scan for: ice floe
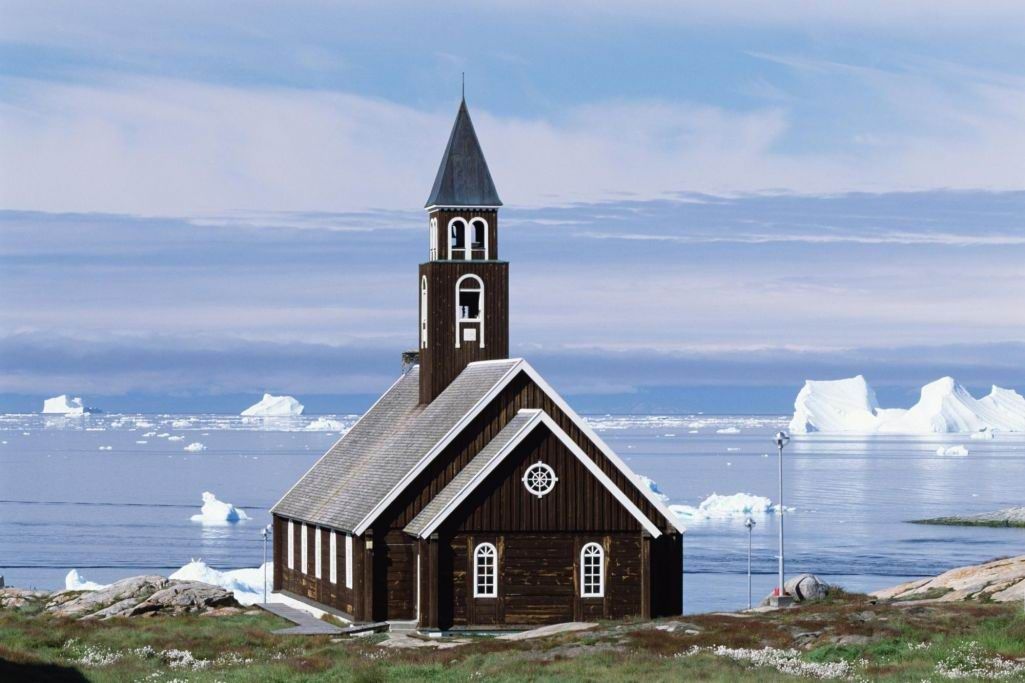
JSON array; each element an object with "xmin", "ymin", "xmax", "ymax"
[
  {"xmin": 65, "ymin": 569, "xmax": 109, "ymax": 591},
  {"xmin": 241, "ymin": 394, "xmax": 304, "ymax": 417},
  {"xmin": 169, "ymin": 559, "xmax": 271, "ymax": 606},
  {"xmin": 670, "ymin": 493, "xmax": 789, "ymax": 519},
  {"xmin": 42, "ymin": 395, "xmax": 88, "ymax": 415},
  {"xmin": 789, "ymin": 376, "xmax": 1025, "ymax": 434},
  {"xmin": 183, "ymin": 442, "xmax": 207, "ymax": 452},
  {"xmin": 936, "ymin": 445, "xmax": 969, "ymax": 457},
  {"xmin": 189, "ymin": 492, "xmax": 249, "ymax": 524},
  {"xmin": 304, "ymin": 417, "xmax": 348, "ymax": 432}
]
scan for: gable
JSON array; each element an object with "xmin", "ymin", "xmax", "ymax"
[
  {"xmin": 359, "ymin": 360, "xmax": 684, "ymax": 536},
  {"xmin": 405, "ymin": 410, "xmax": 661, "ymax": 538}
]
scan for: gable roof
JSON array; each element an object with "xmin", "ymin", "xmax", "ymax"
[
  {"xmin": 425, "ymin": 99, "xmax": 502, "ymax": 208},
  {"xmin": 271, "ymin": 359, "xmax": 521, "ymax": 531},
  {"xmin": 404, "ymin": 409, "xmax": 662, "ymax": 538}
]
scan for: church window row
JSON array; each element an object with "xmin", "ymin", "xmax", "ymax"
[
  {"xmin": 472, "ymin": 541, "xmax": 606, "ymax": 599},
  {"xmin": 439, "ymin": 217, "xmax": 488, "ymax": 261},
  {"xmin": 286, "ymin": 520, "xmax": 352, "ymax": 588}
]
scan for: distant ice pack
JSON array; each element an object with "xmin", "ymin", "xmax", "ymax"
[
  {"xmin": 789, "ymin": 375, "xmax": 1025, "ymax": 435},
  {"xmin": 241, "ymin": 393, "xmax": 305, "ymax": 417}
]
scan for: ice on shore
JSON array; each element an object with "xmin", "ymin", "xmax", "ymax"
[
  {"xmin": 790, "ymin": 375, "xmax": 1025, "ymax": 435},
  {"xmin": 936, "ymin": 445, "xmax": 969, "ymax": 457},
  {"xmin": 65, "ymin": 569, "xmax": 109, "ymax": 591},
  {"xmin": 43, "ymin": 395, "xmax": 87, "ymax": 415},
  {"xmin": 241, "ymin": 393, "xmax": 304, "ymax": 417},
  {"xmin": 183, "ymin": 442, "xmax": 206, "ymax": 452},
  {"xmin": 670, "ymin": 492, "xmax": 787, "ymax": 519},
  {"xmin": 190, "ymin": 491, "xmax": 249, "ymax": 524},
  {"xmin": 169, "ymin": 559, "xmax": 271, "ymax": 606}
]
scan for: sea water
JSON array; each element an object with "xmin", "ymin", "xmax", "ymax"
[{"xmin": 2, "ymin": 412, "xmax": 1024, "ymax": 614}]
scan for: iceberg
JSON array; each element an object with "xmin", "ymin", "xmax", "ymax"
[
  {"xmin": 190, "ymin": 491, "xmax": 250, "ymax": 524},
  {"xmin": 65, "ymin": 569, "xmax": 109, "ymax": 591},
  {"xmin": 304, "ymin": 417, "xmax": 348, "ymax": 432},
  {"xmin": 936, "ymin": 445, "xmax": 969, "ymax": 457},
  {"xmin": 241, "ymin": 393, "xmax": 304, "ymax": 417},
  {"xmin": 42, "ymin": 395, "xmax": 87, "ymax": 415},
  {"xmin": 789, "ymin": 376, "xmax": 1025, "ymax": 435},
  {"xmin": 183, "ymin": 442, "xmax": 207, "ymax": 452},
  {"xmin": 633, "ymin": 474, "xmax": 670, "ymax": 504},
  {"xmin": 670, "ymin": 492, "xmax": 786, "ymax": 519},
  {"xmin": 169, "ymin": 559, "xmax": 271, "ymax": 606}
]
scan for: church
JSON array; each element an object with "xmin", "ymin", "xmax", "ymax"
[{"xmin": 271, "ymin": 97, "xmax": 685, "ymax": 631}]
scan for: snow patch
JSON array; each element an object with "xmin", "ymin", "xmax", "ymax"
[
  {"xmin": 183, "ymin": 442, "xmax": 206, "ymax": 452},
  {"xmin": 65, "ymin": 569, "xmax": 109, "ymax": 591},
  {"xmin": 189, "ymin": 492, "xmax": 249, "ymax": 524},
  {"xmin": 241, "ymin": 394, "xmax": 304, "ymax": 417},
  {"xmin": 169, "ymin": 559, "xmax": 270, "ymax": 606},
  {"xmin": 789, "ymin": 376, "xmax": 1025, "ymax": 434}
]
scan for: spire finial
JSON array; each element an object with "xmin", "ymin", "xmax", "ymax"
[{"xmin": 461, "ymin": 72, "xmax": 465, "ymax": 101}]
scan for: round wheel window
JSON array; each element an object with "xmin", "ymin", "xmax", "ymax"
[{"xmin": 522, "ymin": 461, "xmax": 558, "ymax": 498}]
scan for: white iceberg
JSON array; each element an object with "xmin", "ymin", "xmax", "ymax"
[
  {"xmin": 183, "ymin": 442, "xmax": 207, "ymax": 452},
  {"xmin": 789, "ymin": 376, "xmax": 1025, "ymax": 434},
  {"xmin": 241, "ymin": 393, "xmax": 304, "ymax": 417},
  {"xmin": 670, "ymin": 492, "xmax": 787, "ymax": 519},
  {"xmin": 715, "ymin": 427, "xmax": 741, "ymax": 434},
  {"xmin": 43, "ymin": 395, "xmax": 87, "ymax": 415},
  {"xmin": 936, "ymin": 445, "xmax": 969, "ymax": 457},
  {"xmin": 190, "ymin": 491, "xmax": 249, "ymax": 524},
  {"xmin": 304, "ymin": 417, "xmax": 348, "ymax": 432},
  {"xmin": 169, "ymin": 559, "xmax": 271, "ymax": 606},
  {"xmin": 65, "ymin": 569, "xmax": 109, "ymax": 591},
  {"xmin": 633, "ymin": 474, "xmax": 670, "ymax": 503}
]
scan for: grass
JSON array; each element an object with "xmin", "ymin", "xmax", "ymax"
[{"xmin": 2, "ymin": 593, "xmax": 1025, "ymax": 681}]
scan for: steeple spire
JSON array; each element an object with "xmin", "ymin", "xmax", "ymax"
[{"xmin": 425, "ymin": 99, "xmax": 502, "ymax": 209}]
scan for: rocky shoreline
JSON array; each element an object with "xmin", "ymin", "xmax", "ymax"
[
  {"xmin": 872, "ymin": 554, "xmax": 1025, "ymax": 603},
  {"xmin": 912, "ymin": 506, "xmax": 1025, "ymax": 528}
]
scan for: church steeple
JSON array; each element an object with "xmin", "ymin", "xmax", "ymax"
[
  {"xmin": 425, "ymin": 98, "xmax": 502, "ymax": 209},
  {"xmin": 418, "ymin": 98, "xmax": 509, "ymax": 404}
]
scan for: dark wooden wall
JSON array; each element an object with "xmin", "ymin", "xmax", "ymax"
[
  {"xmin": 418, "ymin": 260, "xmax": 509, "ymax": 404},
  {"xmin": 273, "ymin": 515, "xmax": 363, "ymax": 620}
]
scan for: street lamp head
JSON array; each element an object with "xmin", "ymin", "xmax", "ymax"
[
  {"xmin": 744, "ymin": 517, "xmax": 756, "ymax": 530},
  {"xmin": 774, "ymin": 431, "xmax": 790, "ymax": 448},
  {"xmin": 261, "ymin": 526, "xmax": 269, "ymax": 539}
]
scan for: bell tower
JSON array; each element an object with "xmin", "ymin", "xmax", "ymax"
[{"xmin": 418, "ymin": 97, "xmax": 509, "ymax": 404}]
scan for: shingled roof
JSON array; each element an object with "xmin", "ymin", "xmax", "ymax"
[
  {"xmin": 271, "ymin": 359, "xmax": 520, "ymax": 532},
  {"xmin": 425, "ymin": 99, "xmax": 502, "ymax": 208}
]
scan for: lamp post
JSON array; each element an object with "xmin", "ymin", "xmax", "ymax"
[
  {"xmin": 744, "ymin": 516, "xmax": 756, "ymax": 609},
  {"xmin": 774, "ymin": 431, "xmax": 790, "ymax": 598},
  {"xmin": 261, "ymin": 524, "xmax": 271, "ymax": 604}
]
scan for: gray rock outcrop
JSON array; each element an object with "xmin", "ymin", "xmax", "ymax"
[
  {"xmin": 873, "ymin": 554, "xmax": 1025, "ymax": 603},
  {"xmin": 785, "ymin": 574, "xmax": 830, "ymax": 602}
]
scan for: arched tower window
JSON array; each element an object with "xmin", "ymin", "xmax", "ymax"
[
  {"xmin": 473, "ymin": 542, "xmax": 497, "ymax": 597},
  {"xmin": 420, "ymin": 276, "xmax": 428, "ymax": 348},
  {"xmin": 580, "ymin": 543, "xmax": 604, "ymax": 597},
  {"xmin": 429, "ymin": 217, "xmax": 439, "ymax": 260},
  {"xmin": 455, "ymin": 274, "xmax": 484, "ymax": 349},
  {"xmin": 469, "ymin": 218, "xmax": 488, "ymax": 259},
  {"xmin": 449, "ymin": 218, "xmax": 468, "ymax": 260}
]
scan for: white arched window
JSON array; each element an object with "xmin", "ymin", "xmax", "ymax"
[
  {"xmin": 469, "ymin": 218, "xmax": 488, "ymax": 259},
  {"xmin": 429, "ymin": 217, "xmax": 439, "ymax": 260},
  {"xmin": 580, "ymin": 543, "xmax": 604, "ymax": 597},
  {"xmin": 449, "ymin": 218, "xmax": 468, "ymax": 260},
  {"xmin": 455, "ymin": 274, "xmax": 484, "ymax": 349},
  {"xmin": 473, "ymin": 542, "xmax": 497, "ymax": 597},
  {"xmin": 420, "ymin": 276, "xmax": 428, "ymax": 348}
]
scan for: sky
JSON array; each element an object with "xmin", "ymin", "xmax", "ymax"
[{"xmin": 1, "ymin": 1, "xmax": 1024, "ymax": 413}]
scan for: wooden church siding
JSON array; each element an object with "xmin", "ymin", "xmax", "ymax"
[
  {"xmin": 272, "ymin": 515, "xmax": 362, "ymax": 620},
  {"xmin": 430, "ymin": 209, "xmax": 499, "ymax": 261},
  {"xmin": 650, "ymin": 532, "xmax": 684, "ymax": 618},
  {"xmin": 418, "ymin": 260, "xmax": 509, "ymax": 404},
  {"xmin": 374, "ymin": 529, "xmax": 418, "ymax": 621}
]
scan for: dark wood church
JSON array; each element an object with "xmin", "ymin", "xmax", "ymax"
[{"xmin": 271, "ymin": 98, "xmax": 685, "ymax": 630}]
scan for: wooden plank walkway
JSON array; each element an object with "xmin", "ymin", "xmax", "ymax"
[{"xmin": 257, "ymin": 602, "xmax": 343, "ymax": 635}]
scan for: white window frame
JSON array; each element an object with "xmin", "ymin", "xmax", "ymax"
[
  {"xmin": 420, "ymin": 276, "xmax": 428, "ymax": 349},
  {"xmin": 454, "ymin": 273, "xmax": 485, "ymax": 349},
  {"xmin": 314, "ymin": 526, "xmax": 322, "ymax": 579},
  {"xmin": 429, "ymin": 217, "xmax": 439, "ymax": 260},
  {"xmin": 580, "ymin": 542, "xmax": 605, "ymax": 598},
  {"xmin": 300, "ymin": 524, "xmax": 308, "ymax": 574},
  {"xmin": 287, "ymin": 520, "xmax": 295, "ymax": 569},
  {"xmin": 329, "ymin": 531, "xmax": 338, "ymax": 584},
  {"xmin": 345, "ymin": 534, "xmax": 353, "ymax": 588},
  {"xmin": 522, "ymin": 461, "xmax": 558, "ymax": 498},
  {"xmin": 473, "ymin": 542, "xmax": 498, "ymax": 598},
  {"xmin": 448, "ymin": 217, "xmax": 468, "ymax": 260},
  {"xmin": 468, "ymin": 217, "xmax": 488, "ymax": 259}
]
